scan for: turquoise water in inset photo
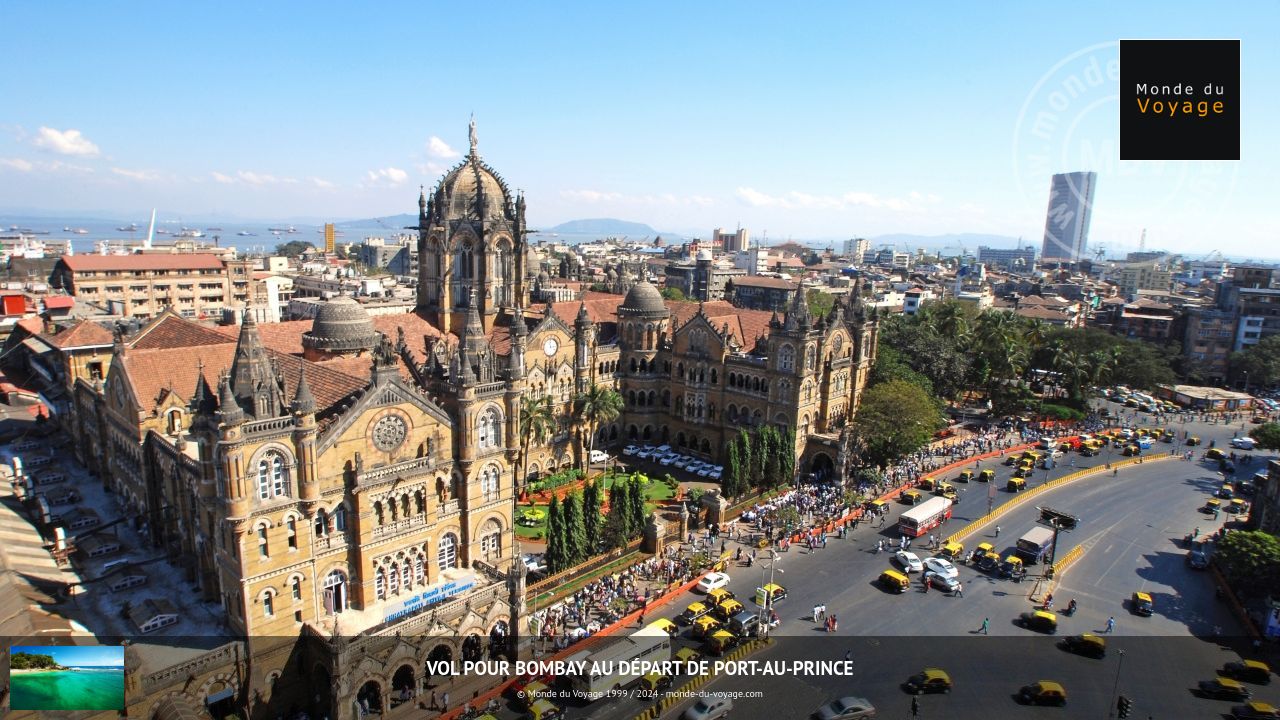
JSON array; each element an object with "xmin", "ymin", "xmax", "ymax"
[{"xmin": 10, "ymin": 667, "xmax": 126, "ymax": 711}]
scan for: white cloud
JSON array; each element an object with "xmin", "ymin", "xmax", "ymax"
[
  {"xmin": 237, "ymin": 170, "xmax": 296, "ymax": 186},
  {"xmin": 366, "ymin": 167, "xmax": 408, "ymax": 185},
  {"xmin": 0, "ymin": 158, "xmax": 33, "ymax": 172},
  {"xmin": 111, "ymin": 167, "xmax": 161, "ymax": 181},
  {"xmin": 310, "ymin": 177, "xmax": 335, "ymax": 189},
  {"xmin": 562, "ymin": 189, "xmax": 623, "ymax": 203},
  {"xmin": 417, "ymin": 162, "xmax": 448, "ymax": 177},
  {"xmin": 735, "ymin": 187, "xmax": 914, "ymax": 211},
  {"xmin": 559, "ymin": 189, "xmax": 714, "ymax": 208},
  {"xmin": 33, "ymin": 127, "xmax": 100, "ymax": 156},
  {"xmin": 211, "ymin": 171, "xmax": 235, "ymax": 184},
  {"xmin": 426, "ymin": 136, "xmax": 460, "ymax": 159}
]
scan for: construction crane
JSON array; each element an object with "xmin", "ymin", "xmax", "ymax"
[{"xmin": 1093, "ymin": 245, "xmax": 1107, "ymax": 262}]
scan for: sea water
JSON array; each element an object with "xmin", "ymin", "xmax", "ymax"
[{"xmin": 10, "ymin": 666, "xmax": 126, "ymax": 711}]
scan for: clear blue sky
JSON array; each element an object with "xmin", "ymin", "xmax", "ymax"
[
  {"xmin": 0, "ymin": 2, "xmax": 1275, "ymax": 256},
  {"xmin": 12, "ymin": 644, "xmax": 124, "ymax": 667}
]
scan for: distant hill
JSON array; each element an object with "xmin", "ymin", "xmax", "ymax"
[
  {"xmin": 871, "ymin": 233, "xmax": 1026, "ymax": 251},
  {"xmin": 336, "ymin": 214, "xmax": 416, "ymax": 229},
  {"xmin": 545, "ymin": 218, "xmax": 659, "ymax": 236}
]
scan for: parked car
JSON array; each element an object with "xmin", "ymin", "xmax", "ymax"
[
  {"xmin": 1199, "ymin": 677, "xmax": 1253, "ymax": 701},
  {"xmin": 814, "ymin": 696, "xmax": 877, "ymax": 720},
  {"xmin": 683, "ymin": 696, "xmax": 733, "ymax": 720},
  {"xmin": 622, "ymin": 445, "xmax": 640, "ymax": 456},
  {"xmin": 589, "ymin": 450, "xmax": 609, "ymax": 464},
  {"xmin": 894, "ymin": 551, "xmax": 923, "ymax": 573}
]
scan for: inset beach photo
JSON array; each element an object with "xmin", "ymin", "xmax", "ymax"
[{"xmin": 9, "ymin": 645, "xmax": 125, "ymax": 711}]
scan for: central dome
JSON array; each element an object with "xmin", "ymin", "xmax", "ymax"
[
  {"xmin": 431, "ymin": 150, "xmax": 515, "ymax": 224},
  {"xmin": 621, "ymin": 280, "xmax": 666, "ymax": 313},
  {"xmin": 303, "ymin": 296, "xmax": 378, "ymax": 356}
]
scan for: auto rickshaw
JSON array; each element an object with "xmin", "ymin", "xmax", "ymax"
[
  {"xmin": 1206, "ymin": 447, "xmax": 1226, "ymax": 460},
  {"xmin": 1131, "ymin": 591, "xmax": 1154, "ymax": 616},
  {"xmin": 1187, "ymin": 436, "xmax": 1201, "ymax": 446},
  {"xmin": 1161, "ymin": 431, "xmax": 1175, "ymax": 443},
  {"xmin": 647, "ymin": 618, "xmax": 680, "ymax": 636},
  {"xmin": 714, "ymin": 598, "xmax": 745, "ymax": 622},
  {"xmin": 706, "ymin": 587, "xmax": 735, "ymax": 606},
  {"xmin": 690, "ymin": 614, "xmax": 722, "ymax": 639},
  {"xmin": 1222, "ymin": 659, "xmax": 1272, "ymax": 684},
  {"xmin": 1203, "ymin": 499, "xmax": 1223, "ymax": 514},
  {"xmin": 638, "ymin": 671, "xmax": 673, "ymax": 694},
  {"xmin": 1060, "ymin": 633, "xmax": 1106, "ymax": 658},
  {"xmin": 1007, "ymin": 477, "xmax": 1027, "ymax": 492},
  {"xmin": 901, "ymin": 489, "xmax": 923, "ymax": 505},
  {"xmin": 526, "ymin": 698, "xmax": 565, "ymax": 720},
  {"xmin": 867, "ymin": 499, "xmax": 887, "ymax": 516},
  {"xmin": 978, "ymin": 469, "xmax": 996, "ymax": 483},
  {"xmin": 1004, "ymin": 454, "xmax": 1021, "ymax": 466},
  {"xmin": 936, "ymin": 483, "xmax": 958, "ymax": 500},
  {"xmin": 1001, "ymin": 554, "xmax": 1025, "ymax": 579},
  {"xmin": 1012, "ymin": 466, "xmax": 1032, "ymax": 479},
  {"xmin": 681, "ymin": 601, "xmax": 711, "ymax": 623},
  {"xmin": 957, "ymin": 469, "xmax": 974, "ymax": 483},
  {"xmin": 939, "ymin": 540, "xmax": 964, "ymax": 560},
  {"xmin": 918, "ymin": 477, "xmax": 937, "ymax": 492},
  {"xmin": 705, "ymin": 628, "xmax": 740, "ymax": 655},
  {"xmin": 1229, "ymin": 498, "xmax": 1249, "ymax": 514},
  {"xmin": 977, "ymin": 551, "xmax": 1001, "ymax": 573},
  {"xmin": 756, "ymin": 583, "xmax": 788, "ymax": 606},
  {"xmin": 1217, "ymin": 484, "xmax": 1235, "ymax": 499},
  {"xmin": 1123, "ymin": 444, "xmax": 1141, "ymax": 456}
]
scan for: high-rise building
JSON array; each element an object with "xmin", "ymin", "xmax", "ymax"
[
  {"xmin": 977, "ymin": 245, "xmax": 1037, "ymax": 271},
  {"xmin": 713, "ymin": 227, "xmax": 750, "ymax": 253},
  {"xmin": 843, "ymin": 238, "xmax": 870, "ymax": 263},
  {"xmin": 1040, "ymin": 171, "xmax": 1096, "ymax": 263}
]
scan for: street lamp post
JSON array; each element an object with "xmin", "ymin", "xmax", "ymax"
[
  {"xmin": 757, "ymin": 551, "xmax": 781, "ymax": 637},
  {"xmin": 1107, "ymin": 648, "xmax": 1126, "ymax": 719}
]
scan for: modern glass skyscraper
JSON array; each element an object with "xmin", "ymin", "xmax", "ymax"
[{"xmin": 1040, "ymin": 171, "xmax": 1096, "ymax": 262}]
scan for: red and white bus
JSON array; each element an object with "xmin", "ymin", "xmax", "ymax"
[{"xmin": 898, "ymin": 496, "xmax": 953, "ymax": 538}]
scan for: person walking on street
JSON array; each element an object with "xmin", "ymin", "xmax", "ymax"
[
  {"xmin": 995, "ymin": 525, "xmax": 1001, "ymax": 538},
  {"xmin": 813, "ymin": 605, "xmax": 821, "ymax": 623},
  {"xmin": 955, "ymin": 582, "xmax": 963, "ymax": 598},
  {"xmin": 980, "ymin": 617, "xmax": 989, "ymax": 634},
  {"xmin": 1105, "ymin": 616, "xmax": 1115, "ymax": 633}
]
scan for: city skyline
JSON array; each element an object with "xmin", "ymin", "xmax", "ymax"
[{"xmin": 0, "ymin": 2, "xmax": 1275, "ymax": 256}]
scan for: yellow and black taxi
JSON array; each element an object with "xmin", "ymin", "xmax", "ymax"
[
  {"xmin": 1161, "ymin": 430, "xmax": 1176, "ymax": 443},
  {"xmin": 1004, "ymin": 453, "xmax": 1022, "ymax": 467},
  {"xmin": 680, "ymin": 601, "xmax": 712, "ymax": 624},
  {"xmin": 957, "ymin": 469, "xmax": 974, "ymax": 483},
  {"xmin": 1223, "ymin": 660, "xmax": 1273, "ymax": 685},
  {"xmin": 901, "ymin": 489, "xmax": 924, "ymax": 505},
  {"xmin": 647, "ymin": 618, "xmax": 680, "ymax": 636},
  {"xmin": 689, "ymin": 614, "xmax": 722, "ymax": 640},
  {"xmin": 1012, "ymin": 466, "xmax": 1033, "ymax": 479},
  {"xmin": 903, "ymin": 668, "xmax": 952, "ymax": 695},
  {"xmin": 756, "ymin": 583, "xmax": 788, "ymax": 605},
  {"xmin": 939, "ymin": 540, "xmax": 964, "ymax": 560},
  {"xmin": 936, "ymin": 483, "xmax": 958, "ymax": 500},
  {"xmin": 706, "ymin": 587, "xmax": 735, "ymax": 607},
  {"xmin": 705, "ymin": 628, "xmax": 740, "ymax": 655},
  {"xmin": 1059, "ymin": 633, "xmax": 1106, "ymax": 658},
  {"xmin": 1017, "ymin": 610, "xmax": 1058, "ymax": 634},
  {"xmin": 1230, "ymin": 498, "xmax": 1249, "ymax": 514},
  {"xmin": 1198, "ymin": 676, "xmax": 1252, "ymax": 701},
  {"xmin": 713, "ymin": 598, "xmax": 745, "ymax": 622},
  {"xmin": 1131, "ymin": 591, "xmax": 1154, "ymax": 617},
  {"xmin": 1123, "ymin": 444, "xmax": 1141, "ymax": 456},
  {"xmin": 1218, "ymin": 484, "xmax": 1236, "ymax": 499},
  {"xmin": 918, "ymin": 477, "xmax": 938, "ymax": 492},
  {"xmin": 879, "ymin": 569, "xmax": 910, "ymax": 593},
  {"xmin": 1204, "ymin": 499, "xmax": 1223, "ymax": 514},
  {"xmin": 976, "ymin": 549, "xmax": 1001, "ymax": 573},
  {"xmin": 1019, "ymin": 680, "xmax": 1067, "ymax": 706},
  {"xmin": 526, "ymin": 698, "xmax": 565, "ymax": 720},
  {"xmin": 1230, "ymin": 701, "xmax": 1280, "ymax": 720},
  {"xmin": 1007, "ymin": 477, "xmax": 1028, "ymax": 491},
  {"xmin": 1206, "ymin": 447, "xmax": 1226, "ymax": 460},
  {"xmin": 1187, "ymin": 436, "xmax": 1202, "ymax": 446},
  {"xmin": 978, "ymin": 469, "xmax": 996, "ymax": 482}
]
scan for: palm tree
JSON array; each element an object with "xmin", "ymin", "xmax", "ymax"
[
  {"xmin": 517, "ymin": 394, "xmax": 555, "ymax": 491},
  {"xmin": 930, "ymin": 300, "xmax": 972, "ymax": 344},
  {"xmin": 573, "ymin": 384, "xmax": 624, "ymax": 474}
]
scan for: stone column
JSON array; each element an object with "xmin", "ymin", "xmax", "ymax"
[{"xmin": 643, "ymin": 512, "xmax": 665, "ymax": 555}]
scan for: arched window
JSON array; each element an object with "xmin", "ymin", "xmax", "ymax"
[
  {"xmin": 402, "ymin": 558, "xmax": 413, "ymax": 590},
  {"xmin": 323, "ymin": 570, "xmax": 347, "ymax": 613},
  {"xmin": 262, "ymin": 590, "xmax": 275, "ymax": 618},
  {"xmin": 481, "ymin": 465, "xmax": 500, "ymax": 501},
  {"xmin": 389, "ymin": 564, "xmax": 400, "ymax": 595},
  {"xmin": 778, "ymin": 345, "xmax": 795, "ymax": 372},
  {"xmin": 480, "ymin": 519, "xmax": 502, "ymax": 560},
  {"xmin": 438, "ymin": 533, "xmax": 459, "ymax": 571},
  {"xmin": 477, "ymin": 407, "xmax": 501, "ymax": 450},
  {"xmin": 314, "ymin": 509, "xmax": 329, "ymax": 537},
  {"xmin": 710, "ymin": 369, "xmax": 717, "ymax": 385},
  {"xmin": 286, "ymin": 516, "xmax": 297, "ymax": 549},
  {"xmin": 291, "ymin": 576, "xmax": 302, "ymax": 600},
  {"xmin": 257, "ymin": 524, "xmax": 269, "ymax": 558},
  {"xmin": 256, "ymin": 452, "xmax": 290, "ymax": 500},
  {"xmin": 805, "ymin": 345, "xmax": 816, "ymax": 370},
  {"xmin": 375, "ymin": 568, "xmax": 387, "ymax": 600},
  {"xmin": 334, "ymin": 505, "xmax": 347, "ymax": 531},
  {"xmin": 414, "ymin": 556, "xmax": 425, "ymax": 585},
  {"xmin": 458, "ymin": 241, "xmax": 474, "ymax": 280},
  {"xmin": 167, "ymin": 409, "xmax": 182, "ymax": 434}
]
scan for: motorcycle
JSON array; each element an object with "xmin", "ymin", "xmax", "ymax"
[{"xmin": 1064, "ymin": 600, "xmax": 1078, "ymax": 616}]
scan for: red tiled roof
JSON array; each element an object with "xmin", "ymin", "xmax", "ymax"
[
  {"xmin": 44, "ymin": 320, "xmax": 114, "ymax": 349},
  {"xmin": 1015, "ymin": 305, "xmax": 1070, "ymax": 321},
  {"xmin": 43, "ymin": 296, "xmax": 75, "ymax": 310},
  {"xmin": 16, "ymin": 317, "xmax": 43, "ymax": 335},
  {"xmin": 732, "ymin": 276, "xmax": 796, "ymax": 290},
  {"xmin": 60, "ymin": 253, "xmax": 225, "ymax": 272},
  {"xmin": 212, "ymin": 319, "xmax": 310, "ymax": 354},
  {"xmin": 668, "ymin": 300, "xmax": 773, "ymax": 349},
  {"xmin": 545, "ymin": 292, "xmax": 626, "ymax": 325},
  {"xmin": 129, "ymin": 313, "xmax": 235, "ymax": 350}
]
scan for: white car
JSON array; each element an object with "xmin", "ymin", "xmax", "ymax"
[
  {"xmin": 894, "ymin": 551, "xmax": 923, "ymax": 573},
  {"xmin": 923, "ymin": 557, "xmax": 958, "ymax": 579},
  {"xmin": 636, "ymin": 448, "xmax": 654, "ymax": 459},
  {"xmin": 684, "ymin": 696, "xmax": 733, "ymax": 720},
  {"xmin": 589, "ymin": 450, "xmax": 609, "ymax": 464},
  {"xmin": 815, "ymin": 696, "xmax": 877, "ymax": 720},
  {"xmin": 697, "ymin": 465, "xmax": 716, "ymax": 478},
  {"xmin": 686, "ymin": 461, "xmax": 706, "ymax": 473},
  {"xmin": 709, "ymin": 467, "xmax": 723, "ymax": 480},
  {"xmin": 622, "ymin": 445, "xmax": 639, "ymax": 456},
  {"xmin": 659, "ymin": 454, "xmax": 679, "ymax": 466},
  {"xmin": 673, "ymin": 456, "xmax": 691, "ymax": 469},
  {"xmin": 696, "ymin": 572, "xmax": 731, "ymax": 593},
  {"xmin": 1230, "ymin": 437, "xmax": 1256, "ymax": 450},
  {"xmin": 656, "ymin": 444, "xmax": 672, "ymax": 454}
]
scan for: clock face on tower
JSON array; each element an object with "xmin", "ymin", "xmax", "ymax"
[{"xmin": 543, "ymin": 337, "xmax": 559, "ymax": 357}]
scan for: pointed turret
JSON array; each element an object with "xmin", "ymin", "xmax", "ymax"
[
  {"xmin": 191, "ymin": 362, "xmax": 217, "ymax": 415},
  {"xmin": 217, "ymin": 375, "xmax": 244, "ymax": 427},
  {"xmin": 291, "ymin": 362, "xmax": 316, "ymax": 415},
  {"xmin": 229, "ymin": 311, "xmax": 286, "ymax": 419},
  {"xmin": 784, "ymin": 284, "xmax": 812, "ymax": 332}
]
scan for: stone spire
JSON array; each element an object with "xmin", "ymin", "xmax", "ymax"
[
  {"xmin": 291, "ymin": 360, "xmax": 316, "ymax": 415},
  {"xmin": 784, "ymin": 285, "xmax": 811, "ymax": 332},
  {"xmin": 217, "ymin": 374, "xmax": 244, "ymax": 427},
  {"xmin": 229, "ymin": 311, "xmax": 286, "ymax": 420}
]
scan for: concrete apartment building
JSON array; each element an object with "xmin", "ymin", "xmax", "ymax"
[
  {"xmin": 50, "ymin": 254, "xmax": 257, "ymax": 320},
  {"xmin": 731, "ymin": 275, "xmax": 799, "ymax": 310},
  {"xmin": 712, "ymin": 227, "xmax": 750, "ymax": 253},
  {"xmin": 1040, "ymin": 171, "xmax": 1096, "ymax": 263}
]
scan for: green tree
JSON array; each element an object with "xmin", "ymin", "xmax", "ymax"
[
  {"xmin": 762, "ymin": 425, "xmax": 782, "ymax": 487},
  {"xmin": 604, "ymin": 479, "xmax": 631, "ymax": 549},
  {"xmin": 779, "ymin": 426, "xmax": 796, "ymax": 485},
  {"xmin": 274, "ymin": 240, "xmax": 315, "ymax": 257},
  {"xmin": 660, "ymin": 286, "xmax": 686, "ymax": 301},
  {"xmin": 582, "ymin": 481, "xmax": 603, "ymax": 555},
  {"xmin": 1249, "ymin": 422, "xmax": 1280, "ymax": 451},
  {"xmin": 545, "ymin": 495, "xmax": 567, "ymax": 573},
  {"xmin": 869, "ymin": 345, "xmax": 936, "ymax": 396},
  {"xmin": 1214, "ymin": 530, "xmax": 1280, "ymax": 599},
  {"xmin": 738, "ymin": 429, "xmax": 754, "ymax": 494},
  {"xmin": 574, "ymin": 384, "xmax": 625, "ymax": 471},
  {"xmin": 1230, "ymin": 335, "xmax": 1280, "ymax": 388},
  {"xmin": 806, "ymin": 289, "xmax": 835, "ymax": 318},
  {"xmin": 626, "ymin": 474, "xmax": 646, "ymax": 538},
  {"xmin": 562, "ymin": 490, "xmax": 587, "ymax": 566},
  {"xmin": 517, "ymin": 394, "xmax": 556, "ymax": 490},
  {"xmin": 723, "ymin": 439, "xmax": 744, "ymax": 500},
  {"xmin": 852, "ymin": 379, "xmax": 945, "ymax": 469}
]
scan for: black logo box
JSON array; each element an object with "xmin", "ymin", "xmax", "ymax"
[{"xmin": 1120, "ymin": 39, "xmax": 1239, "ymax": 160}]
